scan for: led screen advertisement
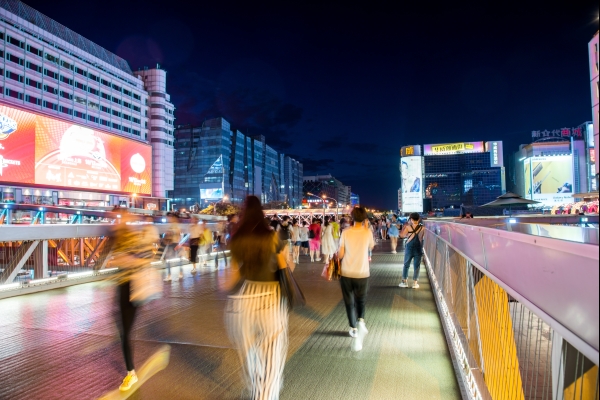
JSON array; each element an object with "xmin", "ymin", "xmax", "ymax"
[
  {"xmin": 400, "ymin": 156, "xmax": 423, "ymax": 213},
  {"xmin": 524, "ymin": 156, "xmax": 574, "ymax": 207},
  {"xmin": 423, "ymin": 141, "xmax": 485, "ymax": 156},
  {"xmin": 0, "ymin": 104, "xmax": 152, "ymax": 195},
  {"xmin": 200, "ymin": 187, "xmax": 224, "ymax": 200}
]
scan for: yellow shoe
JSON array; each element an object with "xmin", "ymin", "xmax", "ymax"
[{"xmin": 119, "ymin": 372, "xmax": 138, "ymax": 391}]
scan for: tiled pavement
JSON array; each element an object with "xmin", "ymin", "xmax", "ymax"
[{"xmin": 0, "ymin": 241, "xmax": 460, "ymax": 400}]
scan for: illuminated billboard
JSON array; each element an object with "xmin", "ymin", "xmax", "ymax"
[
  {"xmin": 400, "ymin": 145, "xmax": 421, "ymax": 158},
  {"xmin": 524, "ymin": 156, "xmax": 574, "ymax": 207},
  {"xmin": 424, "ymin": 141, "xmax": 484, "ymax": 156},
  {"xmin": 400, "ymin": 156, "xmax": 423, "ymax": 213},
  {"xmin": 0, "ymin": 104, "xmax": 152, "ymax": 195},
  {"xmin": 200, "ymin": 188, "xmax": 224, "ymax": 200}
]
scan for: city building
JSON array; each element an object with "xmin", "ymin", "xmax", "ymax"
[
  {"xmin": 588, "ymin": 31, "xmax": 598, "ymax": 189},
  {"xmin": 399, "ymin": 141, "xmax": 506, "ymax": 213},
  {"xmin": 513, "ymin": 124, "xmax": 592, "ymax": 207},
  {"xmin": 303, "ymin": 174, "xmax": 351, "ymax": 208},
  {"xmin": 0, "ymin": 0, "xmax": 174, "ymax": 209},
  {"xmin": 171, "ymin": 118, "xmax": 303, "ymax": 210},
  {"xmin": 351, "ymin": 192, "xmax": 360, "ymax": 208}
]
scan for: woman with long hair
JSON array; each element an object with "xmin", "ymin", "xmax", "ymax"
[
  {"xmin": 222, "ymin": 196, "xmax": 289, "ymax": 400},
  {"xmin": 320, "ymin": 216, "xmax": 337, "ymax": 264}
]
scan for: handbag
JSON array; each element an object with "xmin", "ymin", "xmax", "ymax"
[
  {"xmin": 321, "ymin": 255, "xmax": 341, "ymax": 281},
  {"xmin": 130, "ymin": 266, "xmax": 163, "ymax": 306},
  {"xmin": 278, "ymin": 266, "xmax": 306, "ymax": 310},
  {"xmin": 189, "ymin": 237, "xmax": 200, "ymax": 246}
]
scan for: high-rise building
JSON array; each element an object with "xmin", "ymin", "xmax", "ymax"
[
  {"xmin": 588, "ymin": 32, "xmax": 598, "ymax": 189},
  {"xmin": 303, "ymin": 174, "xmax": 351, "ymax": 207},
  {"xmin": 172, "ymin": 118, "xmax": 302, "ymax": 210},
  {"xmin": 0, "ymin": 0, "xmax": 174, "ymax": 208},
  {"xmin": 400, "ymin": 141, "xmax": 506, "ymax": 213}
]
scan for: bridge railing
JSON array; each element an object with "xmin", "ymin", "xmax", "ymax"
[{"xmin": 423, "ymin": 220, "xmax": 599, "ymax": 400}]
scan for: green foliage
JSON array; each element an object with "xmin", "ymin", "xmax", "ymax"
[{"xmin": 199, "ymin": 203, "xmax": 240, "ymax": 216}]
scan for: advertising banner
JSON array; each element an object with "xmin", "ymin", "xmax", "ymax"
[
  {"xmin": 423, "ymin": 141, "xmax": 484, "ymax": 156},
  {"xmin": 400, "ymin": 156, "xmax": 423, "ymax": 213},
  {"xmin": 524, "ymin": 156, "xmax": 574, "ymax": 207},
  {"xmin": 486, "ymin": 141, "xmax": 504, "ymax": 167},
  {"xmin": 200, "ymin": 188, "xmax": 224, "ymax": 200},
  {"xmin": 0, "ymin": 104, "xmax": 152, "ymax": 195},
  {"xmin": 400, "ymin": 145, "xmax": 421, "ymax": 158}
]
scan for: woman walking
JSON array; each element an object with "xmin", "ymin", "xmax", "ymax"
[
  {"xmin": 299, "ymin": 221, "xmax": 310, "ymax": 257},
  {"xmin": 320, "ymin": 216, "xmax": 337, "ymax": 264},
  {"xmin": 308, "ymin": 218, "xmax": 322, "ymax": 262},
  {"xmin": 223, "ymin": 196, "xmax": 289, "ymax": 400},
  {"xmin": 388, "ymin": 221, "xmax": 400, "ymax": 254},
  {"xmin": 290, "ymin": 219, "xmax": 301, "ymax": 264}
]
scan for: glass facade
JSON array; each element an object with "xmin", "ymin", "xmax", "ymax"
[
  {"xmin": 424, "ymin": 152, "xmax": 504, "ymax": 209},
  {"xmin": 172, "ymin": 118, "xmax": 303, "ymax": 210}
]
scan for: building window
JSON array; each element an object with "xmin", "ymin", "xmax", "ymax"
[
  {"xmin": 88, "ymin": 87, "xmax": 99, "ymax": 96},
  {"xmin": 123, "ymin": 126, "xmax": 131, "ymax": 133},
  {"xmin": 101, "ymin": 92, "xmax": 110, "ymax": 100},
  {"xmin": 123, "ymin": 113, "xmax": 131, "ymax": 121},
  {"xmin": 101, "ymin": 78, "xmax": 110, "ymax": 87},
  {"xmin": 61, "ymin": 60, "xmax": 73, "ymax": 70},
  {"xmin": 101, "ymin": 119, "xmax": 109, "ymax": 126},
  {"xmin": 60, "ymin": 105, "xmax": 72, "ymax": 115},
  {"xmin": 133, "ymin": 117, "xmax": 140, "ymax": 124},
  {"xmin": 44, "ymin": 69, "xmax": 58, "ymax": 80},
  {"xmin": 133, "ymin": 93, "xmax": 141, "ymax": 101},
  {"xmin": 75, "ymin": 67, "xmax": 87, "ymax": 77},
  {"xmin": 123, "ymin": 89, "xmax": 132, "ymax": 97},
  {"xmin": 5, "ymin": 88, "xmax": 23, "ymax": 100},
  {"xmin": 59, "ymin": 90, "xmax": 72, "ymax": 100},
  {"xmin": 111, "ymin": 83, "xmax": 121, "ymax": 92},
  {"xmin": 75, "ymin": 81, "xmax": 87, "ymax": 91},
  {"xmin": 123, "ymin": 101, "xmax": 131, "ymax": 109},
  {"xmin": 133, "ymin": 105, "xmax": 141, "ymax": 112},
  {"xmin": 44, "ymin": 53, "xmax": 59, "ymax": 64},
  {"xmin": 26, "ymin": 44, "xmax": 42, "ymax": 57},
  {"xmin": 6, "ymin": 70, "xmax": 24, "ymax": 83},
  {"xmin": 26, "ymin": 61, "xmax": 42, "ymax": 73},
  {"xmin": 43, "ymin": 85, "xmax": 58, "ymax": 95},
  {"xmin": 100, "ymin": 105, "xmax": 110, "ymax": 114},
  {"xmin": 112, "ymin": 122, "xmax": 121, "ymax": 130},
  {"xmin": 43, "ymin": 100, "xmax": 57, "ymax": 110},
  {"xmin": 7, "ymin": 35, "xmax": 24, "ymax": 49},
  {"xmin": 74, "ymin": 96, "xmax": 86, "ymax": 105},
  {"xmin": 88, "ymin": 101, "xmax": 99, "ymax": 110},
  {"xmin": 132, "ymin": 129, "xmax": 140, "ymax": 136},
  {"xmin": 60, "ymin": 75, "xmax": 73, "ymax": 86},
  {"xmin": 74, "ymin": 110, "xmax": 86, "ymax": 119},
  {"xmin": 112, "ymin": 96, "xmax": 121, "ymax": 105},
  {"xmin": 89, "ymin": 73, "xmax": 99, "ymax": 82},
  {"xmin": 25, "ymin": 77, "xmax": 41, "ymax": 89},
  {"xmin": 112, "ymin": 109, "xmax": 121, "ymax": 117},
  {"xmin": 88, "ymin": 115, "xmax": 99, "ymax": 123},
  {"xmin": 6, "ymin": 53, "xmax": 24, "ymax": 66},
  {"xmin": 25, "ymin": 94, "xmax": 41, "ymax": 105}
]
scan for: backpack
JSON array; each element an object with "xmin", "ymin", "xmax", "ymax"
[{"xmin": 308, "ymin": 228, "xmax": 316, "ymax": 239}]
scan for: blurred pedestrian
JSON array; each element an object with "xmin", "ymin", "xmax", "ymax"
[
  {"xmin": 188, "ymin": 215, "xmax": 202, "ymax": 274},
  {"xmin": 388, "ymin": 221, "xmax": 400, "ymax": 254},
  {"xmin": 299, "ymin": 221, "xmax": 310, "ymax": 256},
  {"xmin": 223, "ymin": 196, "xmax": 289, "ymax": 400},
  {"xmin": 110, "ymin": 215, "xmax": 160, "ymax": 391},
  {"xmin": 338, "ymin": 207, "xmax": 375, "ymax": 352},
  {"xmin": 399, "ymin": 212, "xmax": 425, "ymax": 289},
  {"xmin": 291, "ymin": 219, "xmax": 301, "ymax": 264},
  {"xmin": 321, "ymin": 215, "xmax": 337, "ymax": 264},
  {"xmin": 214, "ymin": 224, "xmax": 228, "ymax": 268},
  {"xmin": 330, "ymin": 215, "xmax": 341, "ymax": 250},
  {"xmin": 308, "ymin": 218, "xmax": 322, "ymax": 262},
  {"xmin": 162, "ymin": 213, "xmax": 182, "ymax": 282}
]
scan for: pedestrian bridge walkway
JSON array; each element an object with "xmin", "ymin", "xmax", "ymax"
[{"xmin": 0, "ymin": 242, "xmax": 461, "ymax": 399}]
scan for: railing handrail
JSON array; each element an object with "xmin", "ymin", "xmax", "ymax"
[{"xmin": 424, "ymin": 220, "xmax": 599, "ymax": 365}]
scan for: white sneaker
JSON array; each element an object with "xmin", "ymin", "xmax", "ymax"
[
  {"xmin": 358, "ymin": 319, "xmax": 369, "ymax": 335},
  {"xmin": 164, "ymin": 275, "xmax": 172, "ymax": 282},
  {"xmin": 412, "ymin": 281, "xmax": 420, "ymax": 289},
  {"xmin": 349, "ymin": 328, "xmax": 357, "ymax": 338},
  {"xmin": 391, "ymin": 251, "xmax": 397, "ymax": 254},
  {"xmin": 399, "ymin": 281, "xmax": 408, "ymax": 288}
]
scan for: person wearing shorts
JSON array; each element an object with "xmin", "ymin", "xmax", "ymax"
[{"xmin": 300, "ymin": 221, "xmax": 310, "ymax": 256}]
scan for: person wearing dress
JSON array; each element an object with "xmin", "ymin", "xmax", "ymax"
[{"xmin": 320, "ymin": 216, "xmax": 337, "ymax": 264}]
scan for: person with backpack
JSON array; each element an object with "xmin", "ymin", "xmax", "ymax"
[
  {"xmin": 399, "ymin": 212, "xmax": 425, "ymax": 289},
  {"xmin": 308, "ymin": 218, "xmax": 321, "ymax": 262}
]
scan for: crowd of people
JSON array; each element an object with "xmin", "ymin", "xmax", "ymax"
[{"xmin": 107, "ymin": 198, "xmax": 425, "ymax": 398}]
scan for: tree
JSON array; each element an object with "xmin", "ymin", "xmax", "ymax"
[{"xmin": 199, "ymin": 203, "xmax": 240, "ymax": 216}]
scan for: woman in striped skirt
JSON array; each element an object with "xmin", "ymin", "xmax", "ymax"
[{"xmin": 222, "ymin": 196, "xmax": 289, "ymax": 400}]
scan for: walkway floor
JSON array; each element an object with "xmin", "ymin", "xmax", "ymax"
[{"xmin": 0, "ymin": 240, "xmax": 460, "ymax": 400}]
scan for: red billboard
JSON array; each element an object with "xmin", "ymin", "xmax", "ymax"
[{"xmin": 0, "ymin": 103, "xmax": 152, "ymax": 195}]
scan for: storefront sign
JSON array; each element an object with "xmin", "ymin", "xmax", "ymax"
[
  {"xmin": 423, "ymin": 142, "xmax": 484, "ymax": 156},
  {"xmin": 531, "ymin": 127, "xmax": 583, "ymax": 139}
]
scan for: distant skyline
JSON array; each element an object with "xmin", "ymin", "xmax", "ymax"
[{"xmin": 23, "ymin": 0, "xmax": 599, "ymax": 208}]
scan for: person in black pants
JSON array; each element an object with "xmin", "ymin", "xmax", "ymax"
[
  {"xmin": 338, "ymin": 207, "xmax": 375, "ymax": 352},
  {"xmin": 118, "ymin": 281, "xmax": 137, "ymax": 373}
]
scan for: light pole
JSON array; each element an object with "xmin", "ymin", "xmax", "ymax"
[
  {"xmin": 322, "ymin": 195, "xmax": 339, "ymax": 219},
  {"xmin": 306, "ymin": 192, "xmax": 326, "ymax": 219}
]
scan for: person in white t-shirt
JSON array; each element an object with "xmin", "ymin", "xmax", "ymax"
[{"xmin": 338, "ymin": 206, "xmax": 375, "ymax": 352}]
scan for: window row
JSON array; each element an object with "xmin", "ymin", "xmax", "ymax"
[
  {"xmin": 1, "ymin": 67, "xmax": 143, "ymax": 116},
  {"xmin": 1, "ymin": 30, "xmax": 141, "ymax": 91},
  {"xmin": 2, "ymin": 87, "xmax": 142, "ymax": 137}
]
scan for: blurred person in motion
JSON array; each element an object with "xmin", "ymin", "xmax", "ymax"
[
  {"xmin": 198, "ymin": 219, "xmax": 213, "ymax": 267},
  {"xmin": 188, "ymin": 215, "xmax": 202, "ymax": 274},
  {"xmin": 338, "ymin": 207, "xmax": 375, "ymax": 352},
  {"xmin": 320, "ymin": 215, "xmax": 337, "ymax": 264},
  {"xmin": 330, "ymin": 215, "xmax": 341, "ymax": 250},
  {"xmin": 109, "ymin": 214, "xmax": 160, "ymax": 391},
  {"xmin": 388, "ymin": 220, "xmax": 400, "ymax": 254},
  {"xmin": 214, "ymin": 224, "xmax": 228, "ymax": 268},
  {"xmin": 162, "ymin": 213, "xmax": 182, "ymax": 282},
  {"xmin": 308, "ymin": 218, "xmax": 322, "ymax": 262},
  {"xmin": 299, "ymin": 221, "xmax": 310, "ymax": 257},
  {"xmin": 290, "ymin": 219, "xmax": 301, "ymax": 264},
  {"xmin": 399, "ymin": 212, "xmax": 425, "ymax": 289},
  {"xmin": 222, "ymin": 196, "xmax": 289, "ymax": 400}
]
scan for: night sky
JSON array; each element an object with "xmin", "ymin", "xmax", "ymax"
[{"xmin": 25, "ymin": 1, "xmax": 599, "ymax": 208}]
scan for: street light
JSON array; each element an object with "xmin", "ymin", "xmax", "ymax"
[
  {"xmin": 322, "ymin": 195, "xmax": 339, "ymax": 218},
  {"xmin": 306, "ymin": 192, "xmax": 326, "ymax": 218}
]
